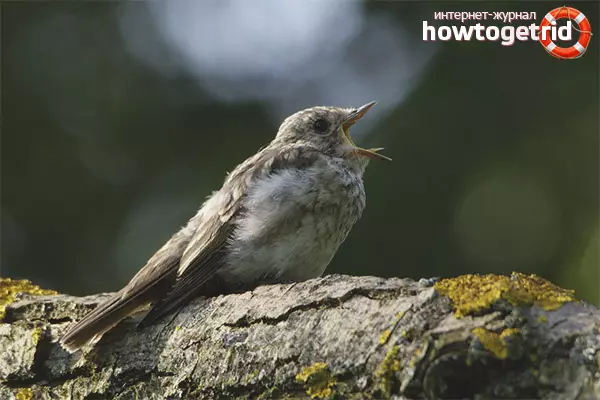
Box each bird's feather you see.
[61,144,326,351]
[139,145,323,326]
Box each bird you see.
[60,101,390,352]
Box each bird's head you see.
[275,102,391,165]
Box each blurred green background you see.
[1,1,598,305]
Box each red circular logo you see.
[539,6,592,59]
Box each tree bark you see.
[0,274,598,399]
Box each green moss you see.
[296,362,336,399]
[0,278,57,321]
[472,327,521,359]
[434,272,576,318]
[15,388,33,400]
[374,346,401,398]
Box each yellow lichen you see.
[472,327,521,359]
[0,278,57,320]
[243,369,260,384]
[434,273,576,317]
[395,311,404,320]
[15,388,33,400]
[379,329,391,345]
[375,346,401,398]
[295,362,336,399]
[408,345,424,368]
[31,327,43,345]
[536,314,548,323]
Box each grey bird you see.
[60,102,390,352]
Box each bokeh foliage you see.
[1,2,598,305]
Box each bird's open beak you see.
[342,101,391,161]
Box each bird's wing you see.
[62,148,272,347]
[138,192,241,328]
[139,145,323,326]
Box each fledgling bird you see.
[60,102,390,352]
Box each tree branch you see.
[0,274,598,399]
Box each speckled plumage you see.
[60,102,387,352]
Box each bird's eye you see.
[313,118,330,133]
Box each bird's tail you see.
[59,290,149,352]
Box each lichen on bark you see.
[0,274,598,399]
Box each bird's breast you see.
[220,164,365,289]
